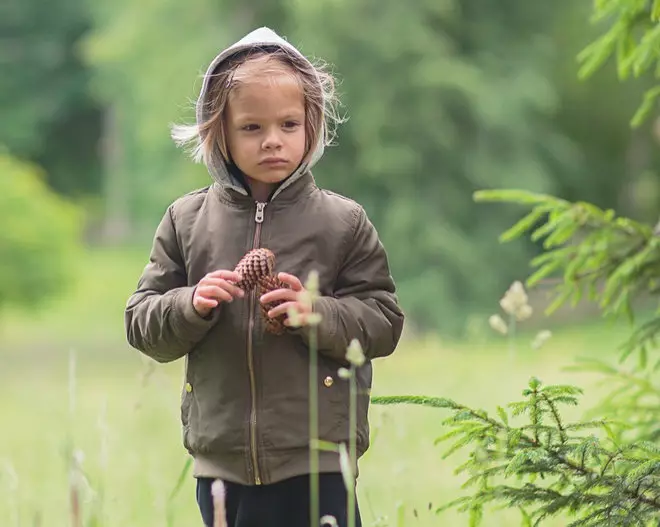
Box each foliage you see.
[477,189,660,360]
[375,379,660,526]
[576,0,660,127]
[372,184,660,524]
[1,0,103,196]
[6,0,659,331]
[370,1,660,523]
[0,152,82,314]
[290,0,575,333]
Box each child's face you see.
[225,74,307,189]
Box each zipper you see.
[247,201,266,485]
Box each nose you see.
[261,127,283,150]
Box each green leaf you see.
[473,189,560,206]
[545,287,574,315]
[519,507,533,527]
[527,259,564,287]
[469,504,483,527]
[497,406,509,426]
[631,85,660,127]
[638,344,648,370]
[499,207,552,242]
[616,33,636,80]
[563,357,618,375]
[625,460,660,484]
[653,0,660,21]
[442,434,481,459]
[167,456,192,501]
[371,395,459,409]
[542,220,580,249]
[577,31,618,79]
[311,439,340,452]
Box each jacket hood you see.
[194,27,325,198]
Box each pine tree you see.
[375,2,660,524]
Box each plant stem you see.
[309,326,319,527]
[508,315,517,364]
[348,366,357,527]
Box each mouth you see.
[259,157,289,166]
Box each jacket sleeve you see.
[294,205,405,363]
[124,206,220,363]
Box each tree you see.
[289,0,577,334]
[374,1,660,524]
[1,0,103,198]
[80,0,290,241]
[0,152,81,316]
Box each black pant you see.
[196,473,362,527]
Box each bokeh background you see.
[1,1,655,525]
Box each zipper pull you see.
[255,202,266,223]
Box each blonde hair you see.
[171,46,343,166]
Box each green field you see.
[0,249,629,526]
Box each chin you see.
[254,169,294,183]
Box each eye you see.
[283,121,301,130]
[241,124,260,131]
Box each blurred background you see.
[2,0,656,525]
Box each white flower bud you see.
[338,367,352,379]
[488,314,508,335]
[298,290,313,311]
[346,339,366,367]
[304,270,320,298]
[500,280,529,316]
[286,305,303,328]
[306,312,322,326]
[531,330,552,350]
[516,304,533,321]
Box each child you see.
[125,27,404,527]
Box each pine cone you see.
[258,274,290,335]
[233,248,275,292]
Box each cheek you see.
[228,135,256,161]
[293,130,308,158]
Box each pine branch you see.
[474,189,660,367]
[394,377,660,525]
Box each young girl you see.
[125,27,404,527]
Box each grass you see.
[0,247,632,526]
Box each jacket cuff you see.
[172,286,221,333]
[289,296,344,361]
[313,296,338,345]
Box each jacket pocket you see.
[317,355,349,441]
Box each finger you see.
[268,301,309,319]
[260,288,297,305]
[203,278,244,298]
[194,297,218,309]
[206,270,242,283]
[196,285,234,304]
[277,272,304,292]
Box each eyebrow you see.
[232,111,305,123]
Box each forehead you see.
[227,75,304,119]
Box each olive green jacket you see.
[124,27,404,486]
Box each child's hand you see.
[259,272,313,326]
[193,270,244,317]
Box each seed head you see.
[346,339,365,367]
[488,314,508,335]
[531,329,552,350]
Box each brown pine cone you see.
[258,274,290,335]
[233,248,275,292]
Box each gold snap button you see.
[185,382,193,393]
[323,376,334,387]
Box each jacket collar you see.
[212,171,316,207]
